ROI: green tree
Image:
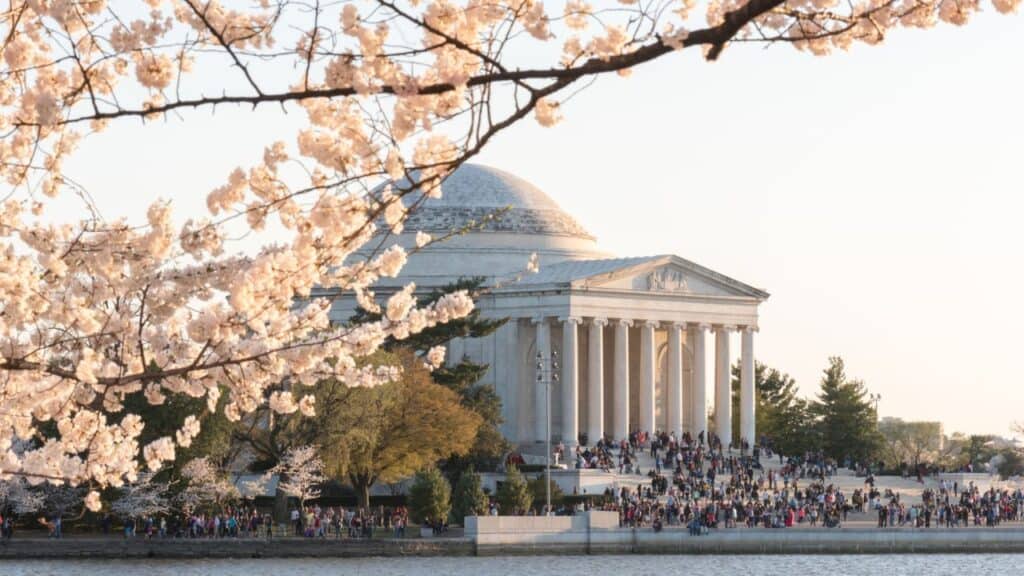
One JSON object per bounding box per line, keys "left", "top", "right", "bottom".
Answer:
{"left": 275, "top": 350, "right": 481, "bottom": 508}
{"left": 997, "top": 450, "right": 1024, "bottom": 480}
{"left": 527, "top": 475, "right": 564, "bottom": 514}
{"left": 408, "top": 467, "right": 452, "bottom": 525}
{"left": 450, "top": 466, "right": 489, "bottom": 524}
{"left": 353, "top": 278, "right": 510, "bottom": 480}
{"left": 878, "top": 417, "right": 943, "bottom": 469}
{"left": 730, "top": 361, "right": 816, "bottom": 457}
{"left": 965, "top": 434, "right": 997, "bottom": 469}
{"left": 496, "top": 465, "right": 532, "bottom": 516}
{"left": 434, "top": 360, "right": 509, "bottom": 481}
{"left": 810, "top": 357, "right": 883, "bottom": 465}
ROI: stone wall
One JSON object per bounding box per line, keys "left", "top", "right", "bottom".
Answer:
{"left": 467, "top": 513, "right": 1024, "bottom": 556}
{"left": 8, "top": 524, "right": 1024, "bottom": 558}
{"left": 0, "top": 537, "right": 474, "bottom": 559}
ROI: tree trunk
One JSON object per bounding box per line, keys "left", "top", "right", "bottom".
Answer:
{"left": 272, "top": 489, "right": 289, "bottom": 523}
{"left": 351, "top": 474, "right": 372, "bottom": 510}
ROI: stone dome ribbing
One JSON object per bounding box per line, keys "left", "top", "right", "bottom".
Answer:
{"left": 398, "top": 164, "right": 595, "bottom": 239}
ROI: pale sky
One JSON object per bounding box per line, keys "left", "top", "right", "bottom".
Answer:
{"left": 61, "top": 12, "right": 1024, "bottom": 436}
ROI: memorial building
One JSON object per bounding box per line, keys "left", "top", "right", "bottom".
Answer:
{"left": 329, "top": 164, "right": 769, "bottom": 451}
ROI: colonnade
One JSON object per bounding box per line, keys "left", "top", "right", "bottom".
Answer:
{"left": 528, "top": 316, "right": 757, "bottom": 449}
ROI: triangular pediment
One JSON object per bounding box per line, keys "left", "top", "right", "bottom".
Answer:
{"left": 575, "top": 255, "right": 768, "bottom": 299}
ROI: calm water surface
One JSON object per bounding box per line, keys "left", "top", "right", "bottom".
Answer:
{"left": 1, "top": 555, "right": 1014, "bottom": 576}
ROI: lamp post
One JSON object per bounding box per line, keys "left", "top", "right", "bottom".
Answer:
{"left": 536, "top": 349, "right": 559, "bottom": 516}
{"left": 869, "top": 393, "right": 881, "bottom": 421}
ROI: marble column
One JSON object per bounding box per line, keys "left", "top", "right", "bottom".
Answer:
{"left": 507, "top": 320, "right": 523, "bottom": 443}
{"left": 715, "top": 326, "right": 733, "bottom": 449}
{"left": 668, "top": 322, "right": 685, "bottom": 439}
{"left": 613, "top": 319, "right": 632, "bottom": 441}
{"left": 640, "top": 321, "right": 657, "bottom": 435}
{"left": 587, "top": 318, "right": 607, "bottom": 445}
{"left": 692, "top": 323, "right": 709, "bottom": 443}
{"left": 741, "top": 326, "right": 756, "bottom": 450}
{"left": 533, "top": 316, "right": 551, "bottom": 443}
{"left": 560, "top": 316, "right": 581, "bottom": 447}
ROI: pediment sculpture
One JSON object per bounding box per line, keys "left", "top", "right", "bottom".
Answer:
{"left": 646, "top": 268, "right": 690, "bottom": 292}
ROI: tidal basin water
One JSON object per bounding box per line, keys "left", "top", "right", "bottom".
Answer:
{"left": 2, "top": 554, "right": 1017, "bottom": 576}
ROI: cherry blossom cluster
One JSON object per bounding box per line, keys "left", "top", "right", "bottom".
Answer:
{"left": 271, "top": 445, "right": 326, "bottom": 504}
{"left": 175, "top": 456, "right": 239, "bottom": 512}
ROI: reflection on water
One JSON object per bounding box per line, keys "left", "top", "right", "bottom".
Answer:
{"left": 3, "top": 554, "right": 1019, "bottom": 576}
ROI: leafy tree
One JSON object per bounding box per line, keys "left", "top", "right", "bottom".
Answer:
{"left": 878, "top": 418, "right": 943, "bottom": 469}
{"left": 451, "top": 467, "right": 489, "bottom": 524}
{"left": 997, "top": 450, "right": 1024, "bottom": 480}
{"left": 938, "top": 433, "right": 996, "bottom": 471}
{"left": 731, "top": 361, "right": 816, "bottom": 457}
{"left": 434, "top": 360, "right": 510, "bottom": 480}
{"left": 965, "top": 435, "right": 997, "bottom": 469}
{"left": 283, "top": 350, "right": 481, "bottom": 508}
{"left": 496, "top": 465, "right": 532, "bottom": 516}
{"left": 408, "top": 468, "right": 452, "bottom": 525}
{"left": 527, "top": 475, "right": 564, "bottom": 513}
{"left": 354, "top": 278, "right": 510, "bottom": 480}
{"left": 810, "top": 357, "right": 883, "bottom": 465}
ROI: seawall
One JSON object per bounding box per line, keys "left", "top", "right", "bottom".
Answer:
{"left": 0, "top": 537, "right": 475, "bottom": 559}
{"left": 467, "top": 513, "right": 1024, "bottom": 556}
{"left": 6, "top": 527, "right": 1024, "bottom": 558}
{"left": 479, "top": 528, "right": 1024, "bottom": 556}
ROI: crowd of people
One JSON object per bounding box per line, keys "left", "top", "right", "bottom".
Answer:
{"left": 100, "top": 505, "right": 411, "bottom": 540}
{"left": 573, "top": 431, "right": 852, "bottom": 532}
{"left": 875, "top": 480, "right": 1024, "bottom": 528}
{"left": 564, "top": 430, "right": 1024, "bottom": 534}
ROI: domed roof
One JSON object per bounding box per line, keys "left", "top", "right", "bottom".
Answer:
{"left": 400, "top": 164, "right": 594, "bottom": 239}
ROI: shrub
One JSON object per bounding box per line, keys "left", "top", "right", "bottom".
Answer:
{"left": 408, "top": 468, "right": 451, "bottom": 525}
{"left": 495, "top": 464, "right": 532, "bottom": 515}
{"left": 527, "top": 475, "right": 564, "bottom": 513}
{"left": 451, "top": 467, "right": 489, "bottom": 524}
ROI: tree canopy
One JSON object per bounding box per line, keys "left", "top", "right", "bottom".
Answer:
{"left": 810, "top": 357, "right": 883, "bottom": 465}
{"left": 878, "top": 417, "right": 944, "bottom": 469}
{"left": 284, "top": 350, "right": 481, "bottom": 508}
{"left": 353, "top": 278, "right": 510, "bottom": 480}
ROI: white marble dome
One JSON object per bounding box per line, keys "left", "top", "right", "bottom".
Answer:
{"left": 373, "top": 164, "right": 610, "bottom": 287}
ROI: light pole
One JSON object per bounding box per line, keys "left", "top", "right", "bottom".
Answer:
{"left": 869, "top": 393, "right": 881, "bottom": 421}
{"left": 536, "top": 349, "right": 559, "bottom": 516}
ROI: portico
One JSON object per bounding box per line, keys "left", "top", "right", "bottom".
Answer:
{"left": 482, "top": 254, "right": 767, "bottom": 449}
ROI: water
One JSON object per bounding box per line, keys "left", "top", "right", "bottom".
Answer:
{"left": 0, "top": 555, "right": 1017, "bottom": 576}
